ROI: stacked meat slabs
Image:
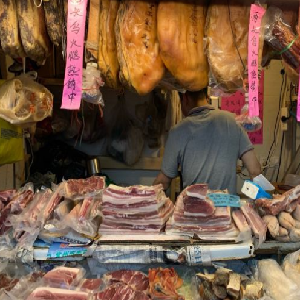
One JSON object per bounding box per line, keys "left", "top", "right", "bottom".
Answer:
{"left": 98, "top": 184, "right": 174, "bottom": 236}
{"left": 166, "top": 184, "right": 267, "bottom": 244}
{"left": 166, "top": 184, "right": 240, "bottom": 242}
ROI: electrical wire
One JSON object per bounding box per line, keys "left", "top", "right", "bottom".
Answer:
{"left": 276, "top": 132, "right": 285, "bottom": 182}
{"left": 263, "top": 71, "right": 286, "bottom": 174}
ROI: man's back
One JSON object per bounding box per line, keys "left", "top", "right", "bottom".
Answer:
{"left": 161, "top": 108, "right": 253, "bottom": 194}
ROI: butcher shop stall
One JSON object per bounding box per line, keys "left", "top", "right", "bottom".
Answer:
{"left": 2, "top": 0, "right": 300, "bottom": 299}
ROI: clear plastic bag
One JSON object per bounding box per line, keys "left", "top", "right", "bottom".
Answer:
{"left": 63, "top": 197, "right": 102, "bottom": 238}
{"left": 235, "top": 103, "right": 262, "bottom": 132}
{"left": 258, "top": 259, "right": 300, "bottom": 300}
{"left": 282, "top": 249, "right": 300, "bottom": 288}
{"left": 82, "top": 63, "right": 105, "bottom": 106}
{"left": 0, "top": 74, "right": 53, "bottom": 125}
{"left": 42, "top": 266, "right": 86, "bottom": 289}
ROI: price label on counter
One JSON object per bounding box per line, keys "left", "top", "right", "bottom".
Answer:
{"left": 207, "top": 193, "right": 241, "bottom": 207}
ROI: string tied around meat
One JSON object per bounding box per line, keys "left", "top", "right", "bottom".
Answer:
{"left": 272, "top": 35, "right": 299, "bottom": 56}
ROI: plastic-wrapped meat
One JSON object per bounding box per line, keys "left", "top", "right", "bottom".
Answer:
{"left": 0, "top": 185, "right": 34, "bottom": 234}
{"left": 241, "top": 203, "right": 267, "bottom": 246}
{"left": 79, "top": 279, "right": 103, "bottom": 292}
{"left": 79, "top": 197, "right": 93, "bottom": 221}
{"left": 43, "top": 185, "right": 64, "bottom": 222}
{"left": 54, "top": 200, "right": 74, "bottom": 220}
{"left": 0, "top": 274, "right": 19, "bottom": 291}
{"left": 64, "top": 176, "right": 105, "bottom": 200}
{"left": 95, "top": 283, "right": 150, "bottom": 300}
{"left": 10, "top": 189, "right": 52, "bottom": 241}
{"left": 0, "top": 189, "right": 16, "bottom": 203}
{"left": 27, "top": 287, "right": 89, "bottom": 300}
{"left": 43, "top": 267, "right": 85, "bottom": 289}
{"left": 103, "top": 270, "right": 149, "bottom": 291}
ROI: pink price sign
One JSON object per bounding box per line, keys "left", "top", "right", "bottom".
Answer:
{"left": 61, "top": 0, "right": 88, "bottom": 110}
{"left": 248, "top": 4, "right": 265, "bottom": 117}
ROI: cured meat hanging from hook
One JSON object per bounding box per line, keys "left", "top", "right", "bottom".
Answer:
{"left": 115, "top": 0, "right": 165, "bottom": 94}
{"left": 43, "top": 0, "right": 63, "bottom": 46}
{"left": 206, "top": 0, "right": 250, "bottom": 93}
{"left": 157, "top": 0, "right": 208, "bottom": 91}
{"left": 98, "top": 0, "right": 120, "bottom": 89}
{"left": 86, "top": 0, "right": 101, "bottom": 61}
{"left": 0, "top": 0, "right": 25, "bottom": 58}
{"left": 17, "top": 0, "right": 52, "bottom": 65}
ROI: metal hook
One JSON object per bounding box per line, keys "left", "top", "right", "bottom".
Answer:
{"left": 33, "top": 0, "right": 43, "bottom": 8}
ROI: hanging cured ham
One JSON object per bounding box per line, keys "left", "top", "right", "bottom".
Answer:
{"left": 206, "top": 0, "right": 250, "bottom": 93}
{"left": 86, "top": 0, "right": 101, "bottom": 61}
{"left": 157, "top": 0, "right": 208, "bottom": 91}
{"left": 98, "top": 0, "right": 120, "bottom": 89}
{"left": 115, "top": 0, "right": 165, "bottom": 94}
{"left": 43, "top": 0, "right": 63, "bottom": 46}
{"left": 17, "top": 0, "right": 52, "bottom": 65}
{"left": 0, "top": 0, "right": 25, "bottom": 58}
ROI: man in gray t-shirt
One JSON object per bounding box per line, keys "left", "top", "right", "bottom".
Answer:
{"left": 154, "top": 89, "right": 261, "bottom": 194}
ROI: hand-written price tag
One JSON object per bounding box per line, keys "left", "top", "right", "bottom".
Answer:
{"left": 207, "top": 193, "right": 241, "bottom": 207}
{"left": 248, "top": 4, "right": 265, "bottom": 117}
{"left": 61, "top": 0, "right": 88, "bottom": 110}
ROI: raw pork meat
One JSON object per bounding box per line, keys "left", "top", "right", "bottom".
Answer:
{"left": 0, "top": 189, "right": 16, "bottom": 203}
{"left": 183, "top": 196, "right": 215, "bottom": 216}
{"left": 186, "top": 184, "right": 208, "bottom": 199}
{"left": 99, "top": 184, "right": 174, "bottom": 235}
{"left": 95, "top": 283, "right": 150, "bottom": 300}
{"left": 43, "top": 267, "right": 85, "bottom": 288}
{"left": 241, "top": 204, "right": 267, "bottom": 245}
{"left": 167, "top": 187, "right": 239, "bottom": 241}
{"left": 256, "top": 185, "right": 300, "bottom": 216}
{"left": 0, "top": 185, "right": 34, "bottom": 234}
{"left": 27, "top": 287, "right": 88, "bottom": 300}
{"left": 79, "top": 279, "right": 103, "bottom": 292}
{"left": 232, "top": 209, "right": 252, "bottom": 241}
{"left": 104, "top": 270, "right": 149, "bottom": 291}
{"left": 64, "top": 176, "right": 105, "bottom": 199}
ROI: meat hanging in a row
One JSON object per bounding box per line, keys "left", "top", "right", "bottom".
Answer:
{"left": 0, "top": 0, "right": 64, "bottom": 65}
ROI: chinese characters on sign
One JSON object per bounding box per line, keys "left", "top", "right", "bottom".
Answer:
{"left": 61, "top": 0, "right": 88, "bottom": 110}
{"left": 221, "top": 72, "right": 264, "bottom": 145}
{"left": 248, "top": 4, "right": 265, "bottom": 117}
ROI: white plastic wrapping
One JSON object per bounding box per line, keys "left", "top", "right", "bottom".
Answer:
{"left": 258, "top": 259, "right": 300, "bottom": 300}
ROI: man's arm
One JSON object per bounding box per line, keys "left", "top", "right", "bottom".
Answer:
{"left": 153, "top": 172, "right": 173, "bottom": 190}
{"left": 241, "top": 149, "right": 261, "bottom": 180}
